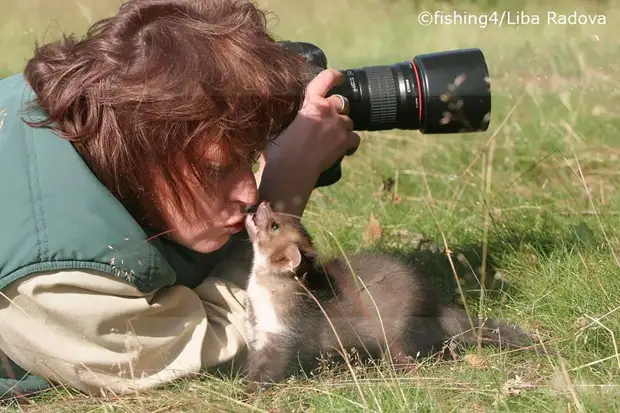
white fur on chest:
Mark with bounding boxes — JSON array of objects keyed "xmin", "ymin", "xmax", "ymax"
[{"xmin": 246, "ymin": 251, "xmax": 285, "ymax": 351}]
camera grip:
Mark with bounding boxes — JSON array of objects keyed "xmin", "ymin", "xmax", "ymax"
[{"xmin": 315, "ymin": 156, "xmax": 344, "ymax": 188}]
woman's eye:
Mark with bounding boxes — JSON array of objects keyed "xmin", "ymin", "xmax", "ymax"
[
  {"xmin": 271, "ymin": 222, "xmax": 279, "ymax": 232},
  {"xmin": 204, "ymin": 163, "xmax": 232, "ymax": 179}
]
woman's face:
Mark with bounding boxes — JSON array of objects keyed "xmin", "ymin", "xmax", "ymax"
[{"xmin": 159, "ymin": 146, "xmax": 259, "ymax": 253}]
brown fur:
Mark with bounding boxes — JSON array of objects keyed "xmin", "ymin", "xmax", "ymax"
[{"xmin": 243, "ymin": 201, "xmax": 534, "ymax": 392}]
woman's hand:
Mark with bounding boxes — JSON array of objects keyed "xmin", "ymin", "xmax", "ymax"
[
  {"xmin": 257, "ymin": 69, "xmax": 361, "ymax": 218},
  {"xmin": 266, "ymin": 68, "xmax": 361, "ymax": 177}
]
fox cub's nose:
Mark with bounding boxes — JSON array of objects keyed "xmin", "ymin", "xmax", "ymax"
[
  {"xmin": 257, "ymin": 200, "xmax": 270, "ymax": 210},
  {"xmin": 245, "ymin": 200, "xmax": 270, "ymax": 214}
]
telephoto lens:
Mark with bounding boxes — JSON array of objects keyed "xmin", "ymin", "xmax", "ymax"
[
  {"xmin": 276, "ymin": 40, "xmax": 492, "ymax": 188},
  {"xmin": 327, "ymin": 48, "xmax": 492, "ymax": 134}
]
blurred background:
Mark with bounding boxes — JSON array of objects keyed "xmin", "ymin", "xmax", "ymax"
[{"xmin": 1, "ymin": 0, "xmax": 616, "ymax": 78}]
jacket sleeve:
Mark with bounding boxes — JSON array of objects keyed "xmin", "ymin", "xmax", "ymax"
[{"xmin": 0, "ymin": 265, "xmax": 249, "ymax": 396}]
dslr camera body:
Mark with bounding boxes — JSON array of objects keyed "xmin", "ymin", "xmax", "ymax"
[{"xmin": 277, "ymin": 41, "xmax": 492, "ymax": 188}]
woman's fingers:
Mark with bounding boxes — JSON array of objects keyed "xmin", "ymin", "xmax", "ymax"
[
  {"xmin": 305, "ymin": 69, "xmax": 344, "ymax": 97},
  {"xmin": 345, "ymin": 131, "xmax": 361, "ymax": 156},
  {"xmin": 335, "ymin": 109, "xmax": 359, "ymax": 156},
  {"xmin": 340, "ymin": 114, "xmax": 353, "ymax": 131},
  {"xmin": 327, "ymin": 94, "xmax": 349, "ymax": 116},
  {"xmin": 293, "ymin": 68, "xmax": 361, "ymax": 169}
]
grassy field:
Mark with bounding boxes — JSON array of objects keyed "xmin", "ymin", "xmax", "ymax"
[{"xmin": 2, "ymin": 0, "xmax": 620, "ymax": 411}]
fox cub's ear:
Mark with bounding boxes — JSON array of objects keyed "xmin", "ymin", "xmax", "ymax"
[{"xmin": 271, "ymin": 244, "xmax": 301, "ymax": 273}]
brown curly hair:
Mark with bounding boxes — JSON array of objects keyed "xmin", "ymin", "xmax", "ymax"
[{"xmin": 23, "ymin": 0, "xmax": 308, "ymax": 232}]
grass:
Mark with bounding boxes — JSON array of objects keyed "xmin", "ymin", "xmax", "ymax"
[{"xmin": 2, "ymin": 0, "xmax": 620, "ymax": 411}]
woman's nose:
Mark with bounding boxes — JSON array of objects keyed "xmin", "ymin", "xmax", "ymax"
[{"xmin": 228, "ymin": 166, "xmax": 258, "ymax": 207}]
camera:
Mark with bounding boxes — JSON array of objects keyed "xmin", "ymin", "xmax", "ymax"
[{"xmin": 277, "ymin": 41, "xmax": 492, "ymax": 187}]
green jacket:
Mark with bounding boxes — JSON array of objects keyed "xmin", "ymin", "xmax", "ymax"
[{"xmin": 0, "ymin": 73, "xmax": 239, "ymax": 398}]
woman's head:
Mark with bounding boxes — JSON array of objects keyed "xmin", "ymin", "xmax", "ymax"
[{"xmin": 23, "ymin": 0, "xmax": 308, "ymax": 252}]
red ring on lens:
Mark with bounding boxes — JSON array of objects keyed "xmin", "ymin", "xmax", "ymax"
[{"xmin": 409, "ymin": 60, "xmax": 423, "ymax": 124}]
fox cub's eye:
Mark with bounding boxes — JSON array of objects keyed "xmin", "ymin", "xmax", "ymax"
[{"xmin": 270, "ymin": 222, "xmax": 279, "ymax": 232}]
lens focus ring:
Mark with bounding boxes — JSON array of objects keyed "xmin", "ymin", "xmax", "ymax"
[{"xmin": 365, "ymin": 66, "xmax": 398, "ymax": 126}]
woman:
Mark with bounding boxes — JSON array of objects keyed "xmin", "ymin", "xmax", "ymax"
[{"xmin": 0, "ymin": 0, "xmax": 359, "ymax": 397}]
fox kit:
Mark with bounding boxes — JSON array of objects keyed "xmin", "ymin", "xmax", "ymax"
[{"xmin": 243, "ymin": 201, "xmax": 533, "ymax": 391}]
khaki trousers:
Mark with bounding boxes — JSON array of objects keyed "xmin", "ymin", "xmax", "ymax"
[{"xmin": 0, "ymin": 249, "xmax": 252, "ymax": 396}]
